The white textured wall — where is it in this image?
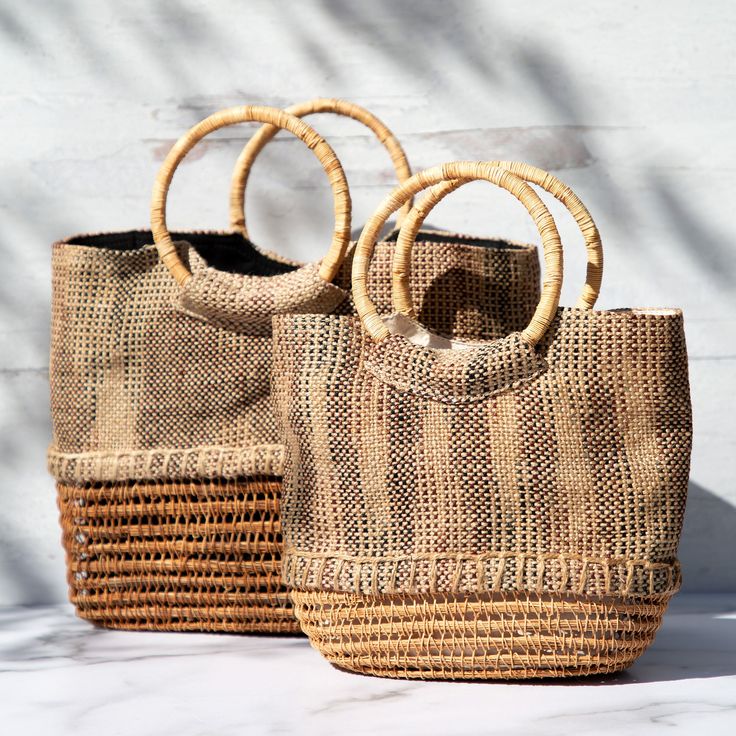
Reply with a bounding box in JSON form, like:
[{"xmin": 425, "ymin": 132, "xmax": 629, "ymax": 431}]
[{"xmin": 0, "ymin": 0, "xmax": 734, "ymax": 604}]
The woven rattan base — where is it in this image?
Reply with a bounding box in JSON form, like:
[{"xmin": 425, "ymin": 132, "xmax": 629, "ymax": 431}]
[
  {"xmin": 57, "ymin": 477, "xmax": 300, "ymax": 633},
  {"xmin": 291, "ymin": 589, "xmax": 669, "ymax": 679}
]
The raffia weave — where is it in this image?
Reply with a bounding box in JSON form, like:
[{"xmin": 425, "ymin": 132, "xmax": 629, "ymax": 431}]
[
  {"xmin": 49, "ymin": 229, "xmax": 539, "ymax": 631},
  {"xmin": 272, "ymin": 307, "xmax": 691, "ymax": 674}
]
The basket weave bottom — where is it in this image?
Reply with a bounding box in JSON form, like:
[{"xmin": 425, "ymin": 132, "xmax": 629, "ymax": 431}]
[
  {"xmin": 291, "ymin": 589, "xmax": 669, "ymax": 679},
  {"xmin": 57, "ymin": 478, "xmax": 300, "ymax": 633}
]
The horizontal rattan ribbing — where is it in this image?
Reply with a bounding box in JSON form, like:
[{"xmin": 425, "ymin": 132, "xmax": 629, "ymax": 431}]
[
  {"xmin": 229, "ymin": 97, "xmax": 413, "ymax": 236},
  {"xmin": 58, "ymin": 477, "xmax": 301, "ymax": 633},
  {"xmin": 292, "ymin": 590, "xmax": 669, "ymax": 680}
]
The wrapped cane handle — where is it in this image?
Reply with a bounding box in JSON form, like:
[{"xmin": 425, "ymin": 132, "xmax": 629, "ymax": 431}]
[
  {"xmin": 391, "ymin": 162, "xmax": 602, "ymax": 317},
  {"xmin": 229, "ymin": 98, "xmax": 413, "ymax": 236},
  {"xmin": 151, "ymin": 105, "xmax": 351, "ymax": 286},
  {"xmin": 353, "ymin": 162, "xmax": 564, "ymax": 345}
]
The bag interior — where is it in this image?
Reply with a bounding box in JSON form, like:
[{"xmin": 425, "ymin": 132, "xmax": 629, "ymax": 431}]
[
  {"xmin": 67, "ymin": 228, "xmax": 528, "ymax": 278},
  {"xmin": 66, "ymin": 231, "xmax": 296, "ymax": 277}
]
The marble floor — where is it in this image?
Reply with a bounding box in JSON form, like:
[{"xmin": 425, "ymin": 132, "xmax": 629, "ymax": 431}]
[{"xmin": 1, "ymin": 595, "xmax": 735, "ymax": 736}]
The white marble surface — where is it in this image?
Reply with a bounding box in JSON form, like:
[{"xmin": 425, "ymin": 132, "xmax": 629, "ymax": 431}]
[{"xmin": 1, "ymin": 596, "xmax": 735, "ymax": 735}]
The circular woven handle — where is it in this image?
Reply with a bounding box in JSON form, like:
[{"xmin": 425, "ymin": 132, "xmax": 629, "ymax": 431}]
[
  {"xmin": 353, "ymin": 162, "xmax": 563, "ymax": 345},
  {"xmin": 392, "ymin": 162, "xmax": 603, "ymax": 318},
  {"xmin": 228, "ymin": 98, "xmax": 413, "ymax": 237},
  {"xmin": 151, "ymin": 105, "xmax": 352, "ymax": 286}
]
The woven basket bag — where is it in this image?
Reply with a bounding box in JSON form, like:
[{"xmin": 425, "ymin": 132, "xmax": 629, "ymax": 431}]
[
  {"xmin": 49, "ymin": 106, "xmax": 542, "ymax": 633},
  {"xmin": 273, "ymin": 161, "xmax": 692, "ymax": 679}
]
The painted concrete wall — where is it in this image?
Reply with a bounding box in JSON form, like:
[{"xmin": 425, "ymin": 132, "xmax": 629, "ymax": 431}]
[{"xmin": 1, "ymin": 0, "xmax": 734, "ymax": 604}]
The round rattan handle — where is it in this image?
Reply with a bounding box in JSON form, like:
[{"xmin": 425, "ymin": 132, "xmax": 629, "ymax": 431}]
[
  {"xmin": 353, "ymin": 162, "xmax": 563, "ymax": 345},
  {"xmin": 228, "ymin": 98, "xmax": 413, "ymax": 237},
  {"xmin": 151, "ymin": 105, "xmax": 352, "ymax": 286},
  {"xmin": 391, "ymin": 162, "xmax": 602, "ymax": 317}
]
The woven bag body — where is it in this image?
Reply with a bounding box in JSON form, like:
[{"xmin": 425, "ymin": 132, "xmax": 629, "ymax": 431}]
[
  {"xmin": 274, "ymin": 162, "xmax": 691, "ymax": 677},
  {"xmin": 49, "ymin": 228, "xmax": 539, "ymax": 632}
]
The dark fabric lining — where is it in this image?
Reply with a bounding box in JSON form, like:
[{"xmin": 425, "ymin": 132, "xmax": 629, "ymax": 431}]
[
  {"xmin": 66, "ymin": 230, "xmax": 297, "ymax": 277},
  {"xmin": 66, "ymin": 228, "xmax": 526, "ymax": 279}
]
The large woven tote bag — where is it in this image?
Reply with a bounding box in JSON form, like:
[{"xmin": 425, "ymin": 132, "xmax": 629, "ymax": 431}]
[
  {"xmin": 49, "ymin": 105, "xmax": 541, "ymax": 633},
  {"xmin": 50, "ymin": 106, "xmax": 355, "ymax": 633},
  {"xmin": 272, "ymin": 161, "xmax": 691, "ymax": 679}
]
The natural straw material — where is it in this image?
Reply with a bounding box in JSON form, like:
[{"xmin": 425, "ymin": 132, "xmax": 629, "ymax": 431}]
[
  {"xmin": 58, "ymin": 477, "xmax": 296, "ymax": 632},
  {"xmin": 333, "ymin": 233, "xmax": 541, "ymax": 342},
  {"xmin": 229, "ymin": 98, "xmax": 414, "ymax": 235},
  {"xmin": 48, "ymin": 233, "xmax": 542, "ymax": 486},
  {"xmin": 354, "ymin": 162, "xmax": 584, "ymax": 343},
  {"xmin": 49, "ymin": 231, "xmax": 541, "ymax": 632},
  {"xmin": 273, "ymin": 162, "xmax": 691, "ymax": 678},
  {"xmin": 292, "ymin": 591, "xmax": 670, "ymax": 679},
  {"xmin": 151, "ymin": 105, "xmax": 352, "ymax": 286},
  {"xmin": 390, "ymin": 162, "xmax": 603, "ymax": 316}
]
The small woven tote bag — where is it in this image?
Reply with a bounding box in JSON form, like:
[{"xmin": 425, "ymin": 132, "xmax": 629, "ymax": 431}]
[
  {"xmin": 49, "ymin": 106, "xmax": 541, "ymax": 633},
  {"xmin": 273, "ymin": 161, "xmax": 692, "ymax": 679}
]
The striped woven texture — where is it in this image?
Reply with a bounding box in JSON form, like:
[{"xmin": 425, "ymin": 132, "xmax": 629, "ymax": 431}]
[
  {"xmin": 49, "ymin": 229, "xmax": 540, "ymax": 632},
  {"xmin": 272, "ymin": 307, "xmax": 691, "ymax": 675}
]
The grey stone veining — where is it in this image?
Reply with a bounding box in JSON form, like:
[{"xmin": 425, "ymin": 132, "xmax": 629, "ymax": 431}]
[{"xmin": 1, "ymin": 596, "xmax": 735, "ymax": 735}]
